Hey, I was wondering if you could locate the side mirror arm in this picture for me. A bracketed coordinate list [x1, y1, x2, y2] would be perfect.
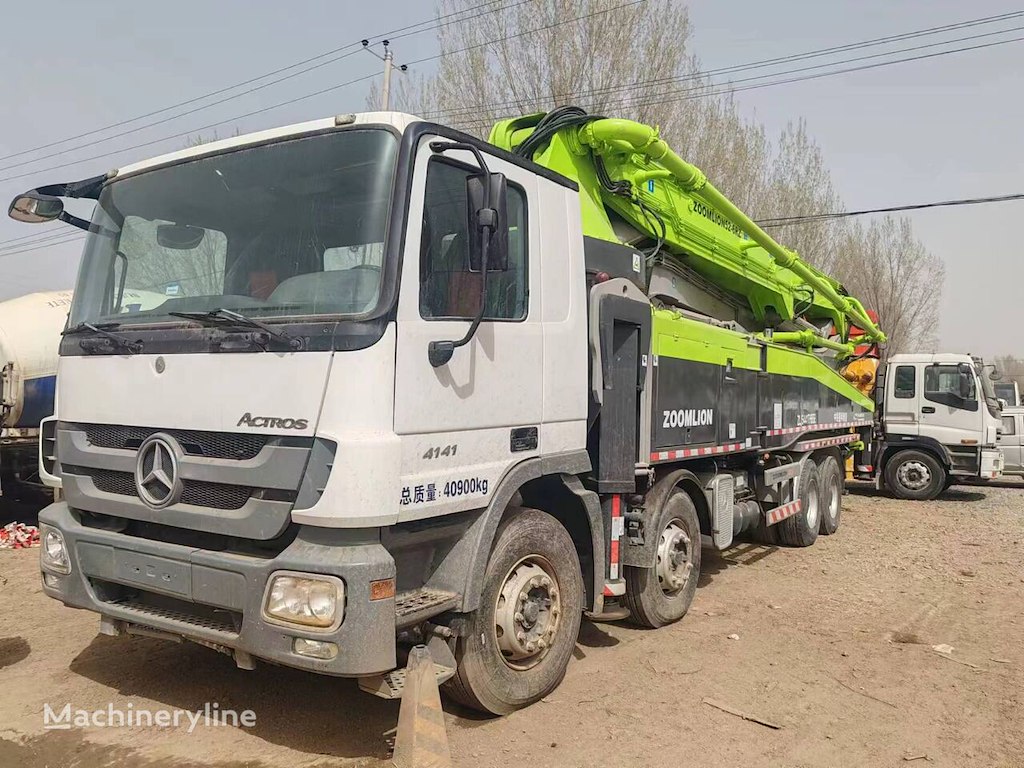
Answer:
[426, 141, 496, 368]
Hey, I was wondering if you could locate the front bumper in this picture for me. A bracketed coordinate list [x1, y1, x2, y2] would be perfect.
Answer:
[38, 502, 397, 676]
[980, 448, 1003, 480]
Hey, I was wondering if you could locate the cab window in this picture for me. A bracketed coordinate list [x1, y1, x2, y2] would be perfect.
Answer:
[924, 365, 978, 411]
[419, 159, 527, 321]
[893, 366, 915, 399]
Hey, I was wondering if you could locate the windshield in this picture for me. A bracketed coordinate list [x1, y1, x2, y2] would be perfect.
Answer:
[974, 360, 1001, 417]
[994, 382, 1017, 403]
[69, 128, 398, 327]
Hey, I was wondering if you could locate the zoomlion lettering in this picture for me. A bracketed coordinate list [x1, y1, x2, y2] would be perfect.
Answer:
[236, 413, 309, 430]
[662, 408, 714, 429]
[692, 200, 748, 239]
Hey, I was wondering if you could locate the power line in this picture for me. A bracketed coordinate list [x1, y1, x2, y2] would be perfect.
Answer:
[0, 0, 534, 175]
[402, 0, 644, 67]
[0, 225, 77, 249]
[4, 193, 1019, 258]
[0, 0, 633, 185]
[757, 193, 1024, 227]
[0, 0, 520, 166]
[0, 235, 86, 258]
[579, 27, 1024, 116]
[0, 71, 381, 184]
[426, 9, 1024, 120]
[0, 230, 81, 252]
[456, 31, 1024, 131]
[617, 33, 1024, 113]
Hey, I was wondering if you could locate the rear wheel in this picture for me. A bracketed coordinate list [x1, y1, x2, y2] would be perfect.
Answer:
[816, 455, 843, 535]
[885, 449, 946, 500]
[624, 489, 701, 628]
[777, 460, 820, 547]
[443, 507, 583, 715]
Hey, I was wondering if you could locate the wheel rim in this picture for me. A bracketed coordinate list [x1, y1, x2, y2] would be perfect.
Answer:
[897, 460, 931, 491]
[493, 555, 561, 670]
[804, 481, 820, 530]
[656, 518, 693, 596]
[825, 474, 840, 521]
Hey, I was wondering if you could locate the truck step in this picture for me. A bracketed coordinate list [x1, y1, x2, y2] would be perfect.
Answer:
[359, 662, 456, 700]
[395, 588, 460, 629]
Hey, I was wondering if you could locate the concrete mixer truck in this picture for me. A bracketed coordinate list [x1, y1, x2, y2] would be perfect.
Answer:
[0, 290, 73, 500]
[5, 107, 1002, 714]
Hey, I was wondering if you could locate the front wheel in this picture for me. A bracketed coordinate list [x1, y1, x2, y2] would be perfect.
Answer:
[624, 488, 702, 628]
[443, 507, 583, 715]
[884, 449, 946, 500]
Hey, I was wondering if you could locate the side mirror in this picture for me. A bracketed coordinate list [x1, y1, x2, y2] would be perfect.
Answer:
[8, 192, 64, 224]
[466, 172, 509, 272]
[958, 371, 973, 400]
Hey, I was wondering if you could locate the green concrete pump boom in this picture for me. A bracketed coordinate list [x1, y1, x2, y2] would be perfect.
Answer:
[488, 109, 886, 351]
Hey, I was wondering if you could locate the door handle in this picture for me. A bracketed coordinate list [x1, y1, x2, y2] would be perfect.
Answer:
[921, 406, 936, 414]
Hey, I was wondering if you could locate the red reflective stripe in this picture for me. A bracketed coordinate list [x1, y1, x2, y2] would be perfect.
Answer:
[649, 441, 748, 463]
[766, 499, 802, 525]
[765, 419, 872, 437]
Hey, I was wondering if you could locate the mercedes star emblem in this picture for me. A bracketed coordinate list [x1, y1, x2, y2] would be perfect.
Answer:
[135, 433, 183, 509]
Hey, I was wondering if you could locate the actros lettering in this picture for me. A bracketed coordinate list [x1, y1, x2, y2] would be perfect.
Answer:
[236, 412, 309, 430]
[662, 408, 714, 429]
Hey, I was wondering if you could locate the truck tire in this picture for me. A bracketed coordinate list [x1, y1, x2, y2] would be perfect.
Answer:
[777, 460, 820, 547]
[816, 455, 843, 535]
[623, 488, 701, 628]
[884, 449, 946, 500]
[443, 507, 584, 715]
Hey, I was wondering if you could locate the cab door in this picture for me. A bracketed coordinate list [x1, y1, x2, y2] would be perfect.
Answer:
[1000, 414, 1023, 473]
[919, 363, 982, 446]
[884, 363, 920, 436]
[393, 136, 542, 521]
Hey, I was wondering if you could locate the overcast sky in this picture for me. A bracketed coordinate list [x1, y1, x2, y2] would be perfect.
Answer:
[0, 0, 1021, 358]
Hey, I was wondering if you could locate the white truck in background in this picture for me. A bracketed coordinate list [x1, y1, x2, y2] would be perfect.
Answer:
[0, 289, 168, 500]
[0, 290, 74, 501]
[997, 406, 1024, 476]
[993, 380, 1020, 407]
[853, 352, 1004, 498]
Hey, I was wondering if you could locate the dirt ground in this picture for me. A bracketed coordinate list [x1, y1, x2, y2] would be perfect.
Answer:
[1, 481, 1022, 768]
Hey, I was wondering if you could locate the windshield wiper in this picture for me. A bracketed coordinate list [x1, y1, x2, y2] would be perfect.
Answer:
[63, 321, 143, 355]
[168, 308, 303, 351]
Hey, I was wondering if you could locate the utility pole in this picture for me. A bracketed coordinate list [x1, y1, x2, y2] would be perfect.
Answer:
[381, 41, 394, 111]
[362, 39, 407, 111]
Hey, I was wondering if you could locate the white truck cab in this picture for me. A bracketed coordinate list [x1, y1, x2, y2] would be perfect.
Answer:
[998, 406, 1023, 476]
[994, 380, 1021, 407]
[876, 353, 1003, 497]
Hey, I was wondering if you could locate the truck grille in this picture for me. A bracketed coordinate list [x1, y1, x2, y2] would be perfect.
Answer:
[77, 423, 268, 460]
[91, 580, 242, 637]
[83, 468, 254, 510]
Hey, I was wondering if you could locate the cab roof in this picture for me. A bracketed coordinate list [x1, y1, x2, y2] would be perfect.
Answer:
[113, 112, 422, 179]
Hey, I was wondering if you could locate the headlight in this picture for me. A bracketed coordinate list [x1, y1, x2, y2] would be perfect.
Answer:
[41, 528, 70, 574]
[263, 573, 344, 629]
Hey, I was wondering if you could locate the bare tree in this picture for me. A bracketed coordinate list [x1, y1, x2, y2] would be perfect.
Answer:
[393, 0, 945, 352]
[383, 0, 694, 130]
[994, 355, 1024, 391]
[835, 216, 943, 354]
[759, 120, 846, 275]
